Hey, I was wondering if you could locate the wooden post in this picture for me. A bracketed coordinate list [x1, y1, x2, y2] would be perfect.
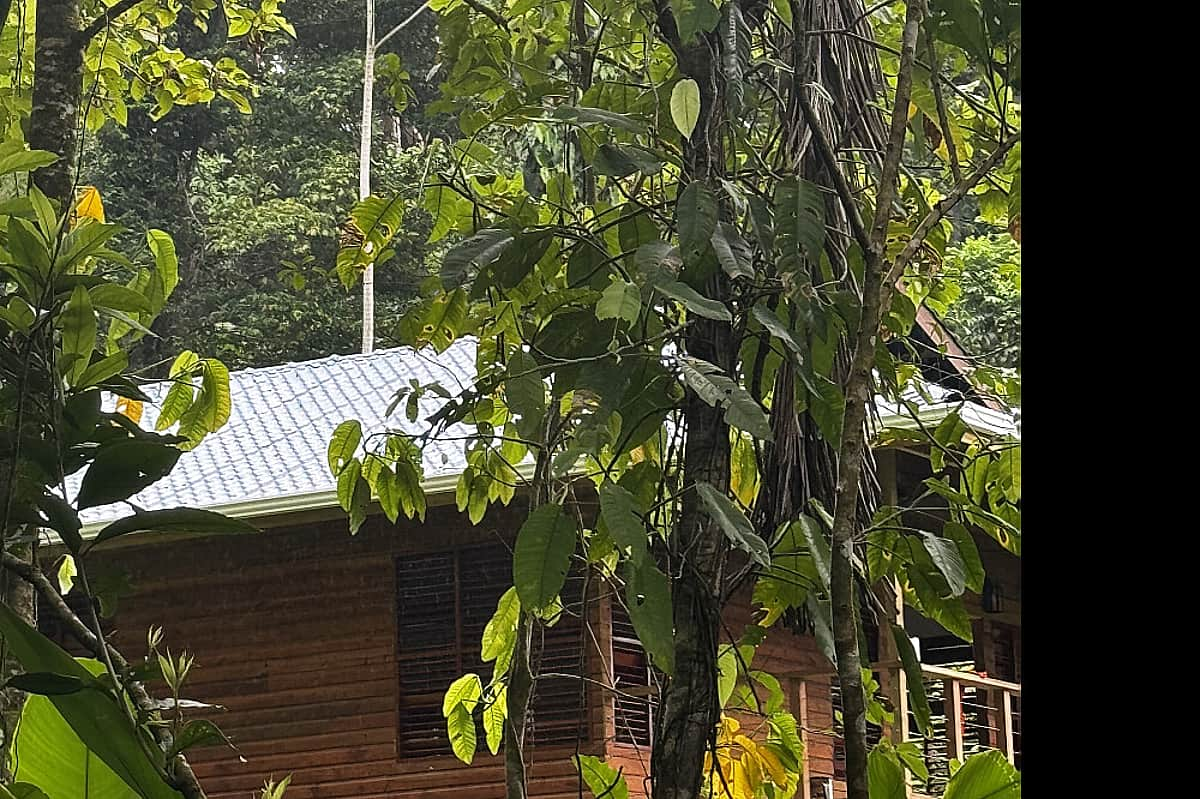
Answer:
[944, 679, 964, 763]
[997, 691, 1015, 765]
[794, 678, 812, 799]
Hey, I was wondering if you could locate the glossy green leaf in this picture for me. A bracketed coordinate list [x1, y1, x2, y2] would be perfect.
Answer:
[675, 181, 718, 267]
[573, 755, 629, 799]
[921, 532, 967, 596]
[60, 286, 96, 387]
[670, 78, 701, 138]
[943, 522, 985, 593]
[441, 228, 514, 289]
[483, 685, 507, 755]
[670, 0, 720, 44]
[599, 481, 648, 563]
[890, 624, 932, 736]
[512, 503, 577, 610]
[88, 508, 258, 550]
[596, 279, 642, 326]
[942, 750, 1021, 799]
[624, 559, 675, 676]
[696, 483, 770, 567]
[711, 223, 753, 280]
[447, 703, 477, 765]
[868, 745, 907, 799]
[327, 420, 362, 475]
[76, 440, 181, 510]
[443, 673, 483, 716]
[774, 177, 825, 275]
[0, 613, 182, 799]
[656, 281, 730, 321]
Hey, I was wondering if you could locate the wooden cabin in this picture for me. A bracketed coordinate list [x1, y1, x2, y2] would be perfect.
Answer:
[51, 340, 1020, 799]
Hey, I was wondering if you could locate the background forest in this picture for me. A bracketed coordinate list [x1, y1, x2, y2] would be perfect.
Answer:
[85, 0, 1018, 372]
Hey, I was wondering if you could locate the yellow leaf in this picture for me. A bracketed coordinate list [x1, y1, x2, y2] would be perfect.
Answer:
[740, 750, 763, 792]
[115, 396, 144, 424]
[74, 185, 106, 225]
[719, 715, 741, 738]
[757, 745, 788, 786]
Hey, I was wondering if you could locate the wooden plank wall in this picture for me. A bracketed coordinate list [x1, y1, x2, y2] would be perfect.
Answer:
[85, 504, 841, 799]
[91, 504, 601, 799]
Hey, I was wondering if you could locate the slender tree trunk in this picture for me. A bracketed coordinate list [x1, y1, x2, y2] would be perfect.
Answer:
[359, 0, 376, 354]
[651, 13, 731, 797]
[2, 0, 84, 776]
[504, 611, 534, 799]
[29, 0, 83, 205]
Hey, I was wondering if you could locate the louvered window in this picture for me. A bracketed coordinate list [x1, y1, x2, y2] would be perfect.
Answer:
[395, 542, 589, 757]
[611, 600, 655, 747]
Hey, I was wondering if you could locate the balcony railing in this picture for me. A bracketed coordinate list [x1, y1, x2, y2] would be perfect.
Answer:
[907, 664, 1021, 796]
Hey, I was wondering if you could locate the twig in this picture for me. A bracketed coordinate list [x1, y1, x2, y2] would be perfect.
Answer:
[76, 0, 142, 44]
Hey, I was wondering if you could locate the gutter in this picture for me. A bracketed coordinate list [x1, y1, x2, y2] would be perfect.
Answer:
[75, 403, 1014, 540]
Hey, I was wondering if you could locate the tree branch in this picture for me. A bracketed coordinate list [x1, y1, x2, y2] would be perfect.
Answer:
[77, 0, 143, 45]
[884, 131, 1020, 293]
[827, 3, 923, 799]
[924, 24, 962, 183]
[797, 91, 872, 259]
[0, 551, 205, 799]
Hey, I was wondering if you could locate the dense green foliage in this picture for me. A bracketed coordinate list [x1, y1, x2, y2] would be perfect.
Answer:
[82, 0, 443, 370]
[941, 234, 1021, 369]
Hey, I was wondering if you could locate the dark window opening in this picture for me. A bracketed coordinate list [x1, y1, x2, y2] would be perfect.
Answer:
[395, 541, 588, 757]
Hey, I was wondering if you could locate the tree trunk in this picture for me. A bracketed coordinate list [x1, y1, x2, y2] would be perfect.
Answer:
[651, 14, 730, 796]
[0, 545, 35, 780]
[29, 0, 84, 206]
[2, 0, 85, 777]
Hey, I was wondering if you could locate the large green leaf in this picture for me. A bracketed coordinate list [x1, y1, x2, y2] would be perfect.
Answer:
[695, 483, 770, 567]
[327, 420, 362, 475]
[921, 532, 967, 596]
[942, 750, 1021, 799]
[13, 665, 141, 798]
[599, 481, 648, 563]
[711, 223, 753, 280]
[0, 610, 181, 799]
[441, 228, 514, 288]
[655, 281, 731, 322]
[482, 685, 507, 755]
[868, 746, 907, 799]
[145, 230, 178, 300]
[87, 508, 258, 551]
[675, 181, 718, 267]
[624, 560, 675, 676]
[504, 350, 545, 442]
[76, 440, 181, 510]
[596, 279, 642, 326]
[573, 755, 629, 799]
[670, 78, 701, 138]
[943, 522, 985, 593]
[60, 286, 96, 388]
[890, 624, 932, 736]
[774, 177, 825, 276]
[480, 587, 520, 664]
[512, 504, 577, 610]
[446, 703, 476, 764]
[669, 0, 720, 44]
[793, 514, 830, 591]
[679, 357, 772, 439]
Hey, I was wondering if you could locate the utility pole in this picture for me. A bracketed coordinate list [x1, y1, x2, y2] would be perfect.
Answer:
[358, 0, 431, 354]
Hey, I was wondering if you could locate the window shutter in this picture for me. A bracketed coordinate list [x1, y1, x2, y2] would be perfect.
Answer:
[396, 542, 589, 757]
[611, 599, 654, 747]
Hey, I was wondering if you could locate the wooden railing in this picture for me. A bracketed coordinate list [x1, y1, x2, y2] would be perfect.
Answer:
[907, 665, 1021, 796]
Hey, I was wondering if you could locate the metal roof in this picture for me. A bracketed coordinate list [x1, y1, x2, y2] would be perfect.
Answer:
[71, 339, 1016, 530]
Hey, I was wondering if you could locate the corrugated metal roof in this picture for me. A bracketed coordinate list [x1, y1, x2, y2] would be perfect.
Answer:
[71, 340, 1016, 527]
[73, 339, 480, 525]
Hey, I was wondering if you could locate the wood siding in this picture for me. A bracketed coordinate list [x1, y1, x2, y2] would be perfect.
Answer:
[83, 503, 842, 798]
